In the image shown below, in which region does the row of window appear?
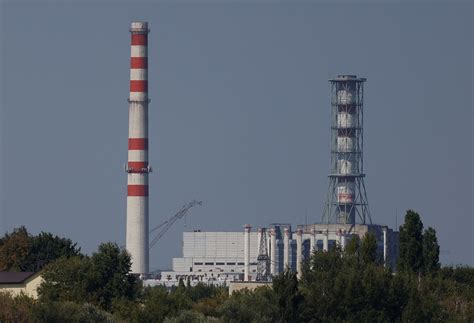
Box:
[193,262,257,266]
[193,269,258,273]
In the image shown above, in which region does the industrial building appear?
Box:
[160,223,398,284]
[155,75,399,285]
[121,26,398,282]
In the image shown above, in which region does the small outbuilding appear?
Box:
[0,272,43,299]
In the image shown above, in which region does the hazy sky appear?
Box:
[0,1,472,270]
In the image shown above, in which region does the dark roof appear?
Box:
[0,272,36,284]
[329,75,366,82]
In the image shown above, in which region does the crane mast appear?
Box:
[149,200,202,248]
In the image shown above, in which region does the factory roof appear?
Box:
[0,272,37,284]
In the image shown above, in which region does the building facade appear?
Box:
[157,223,398,285]
[0,272,43,299]
[161,230,259,284]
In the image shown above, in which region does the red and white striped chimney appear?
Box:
[126,21,150,275]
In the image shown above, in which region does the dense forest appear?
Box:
[0,210,473,322]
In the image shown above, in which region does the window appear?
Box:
[237,262,244,265]
[227,262,235,265]
[194,262,203,265]
[205,262,214,265]
[216,262,225,265]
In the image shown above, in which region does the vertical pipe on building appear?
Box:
[257,228,262,256]
[244,224,251,281]
[126,21,150,275]
[283,228,290,270]
[266,229,271,261]
[270,229,277,275]
[296,229,302,279]
[310,228,316,252]
[323,230,329,252]
[382,227,387,267]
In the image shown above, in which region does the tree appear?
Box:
[32,301,113,322]
[38,256,91,303]
[273,269,303,322]
[87,242,140,309]
[193,294,227,318]
[217,288,278,323]
[360,232,378,265]
[422,227,440,274]
[398,210,424,273]
[344,235,361,257]
[299,248,344,321]
[164,310,209,323]
[0,226,31,271]
[25,232,81,272]
[0,292,35,322]
[0,227,81,272]
[38,242,140,310]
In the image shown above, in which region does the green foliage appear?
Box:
[300,248,345,321]
[26,231,81,272]
[399,210,441,276]
[360,232,379,265]
[273,269,302,322]
[436,266,474,321]
[0,226,81,272]
[398,210,424,273]
[0,226,31,271]
[191,284,228,317]
[0,292,35,322]
[38,256,90,303]
[38,242,139,311]
[217,288,277,323]
[423,227,440,274]
[2,225,472,322]
[440,265,474,288]
[88,242,140,309]
[163,310,210,323]
[112,283,228,322]
[32,301,113,322]
[344,234,360,257]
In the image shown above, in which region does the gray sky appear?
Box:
[0,1,472,270]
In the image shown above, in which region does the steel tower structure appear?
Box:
[256,228,271,282]
[126,21,151,274]
[322,75,372,225]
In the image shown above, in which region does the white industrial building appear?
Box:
[158,223,398,285]
[160,229,259,284]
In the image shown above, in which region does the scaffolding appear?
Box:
[322,75,372,225]
[256,228,271,282]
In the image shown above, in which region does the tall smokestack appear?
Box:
[283,228,290,270]
[126,21,150,275]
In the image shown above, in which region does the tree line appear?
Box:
[0,210,473,322]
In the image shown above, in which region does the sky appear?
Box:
[0,1,472,270]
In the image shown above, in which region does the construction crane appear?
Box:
[149,200,202,249]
